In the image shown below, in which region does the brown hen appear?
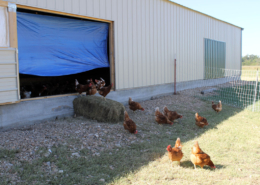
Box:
[129,97,144,112]
[166,138,184,166]
[98,83,113,100]
[155,107,173,125]
[212,100,222,113]
[190,141,216,169]
[75,79,92,96]
[163,106,182,122]
[195,113,208,128]
[95,78,106,90]
[123,111,137,134]
[86,79,97,95]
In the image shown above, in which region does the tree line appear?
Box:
[242,54,260,66]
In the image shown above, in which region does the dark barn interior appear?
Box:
[20,68,110,98]
[18,8,111,99]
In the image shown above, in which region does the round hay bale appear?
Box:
[73,96,125,123]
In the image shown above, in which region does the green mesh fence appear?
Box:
[195,68,260,112]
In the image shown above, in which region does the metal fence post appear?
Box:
[174,56,177,95]
[253,69,258,112]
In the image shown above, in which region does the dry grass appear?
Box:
[242,66,260,71]
[241,66,259,81]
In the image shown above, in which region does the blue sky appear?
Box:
[170,0,260,56]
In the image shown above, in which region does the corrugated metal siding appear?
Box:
[0,49,19,104]
[4,0,242,89]
[204,38,226,79]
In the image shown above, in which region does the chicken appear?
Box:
[190,141,216,169]
[98,83,113,100]
[75,79,92,96]
[123,111,137,134]
[38,85,47,96]
[86,79,92,84]
[30,83,47,97]
[212,100,222,113]
[20,86,31,99]
[163,106,182,122]
[86,79,97,95]
[155,107,173,125]
[195,113,208,128]
[128,97,144,112]
[95,78,106,90]
[166,138,183,166]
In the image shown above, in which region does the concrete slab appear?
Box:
[0,77,233,129]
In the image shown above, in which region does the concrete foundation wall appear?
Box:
[0,77,231,129]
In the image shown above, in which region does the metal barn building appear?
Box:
[0,0,243,128]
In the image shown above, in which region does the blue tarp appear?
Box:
[17,12,110,76]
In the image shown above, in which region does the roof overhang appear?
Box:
[168,0,244,30]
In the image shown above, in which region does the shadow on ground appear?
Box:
[181,160,226,170]
[2,98,242,184]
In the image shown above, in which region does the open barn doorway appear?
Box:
[17,8,113,100]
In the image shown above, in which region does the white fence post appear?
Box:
[253,69,258,112]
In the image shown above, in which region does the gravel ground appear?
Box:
[0,88,208,182]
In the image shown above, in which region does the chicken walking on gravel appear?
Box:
[123,111,138,134]
[128,97,145,113]
[155,107,173,125]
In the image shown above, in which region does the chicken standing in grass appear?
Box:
[190,141,216,169]
[128,97,144,112]
[123,111,138,134]
[155,107,173,125]
[163,106,183,122]
[212,100,222,113]
[195,113,209,128]
[166,138,183,166]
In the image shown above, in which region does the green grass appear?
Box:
[0,149,19,159]
[200,66,260,111]
[199,84,260,111]
[0,149,19,185]
[111,105,260,185]
[0,177,11,185]
[2,99,260,184]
